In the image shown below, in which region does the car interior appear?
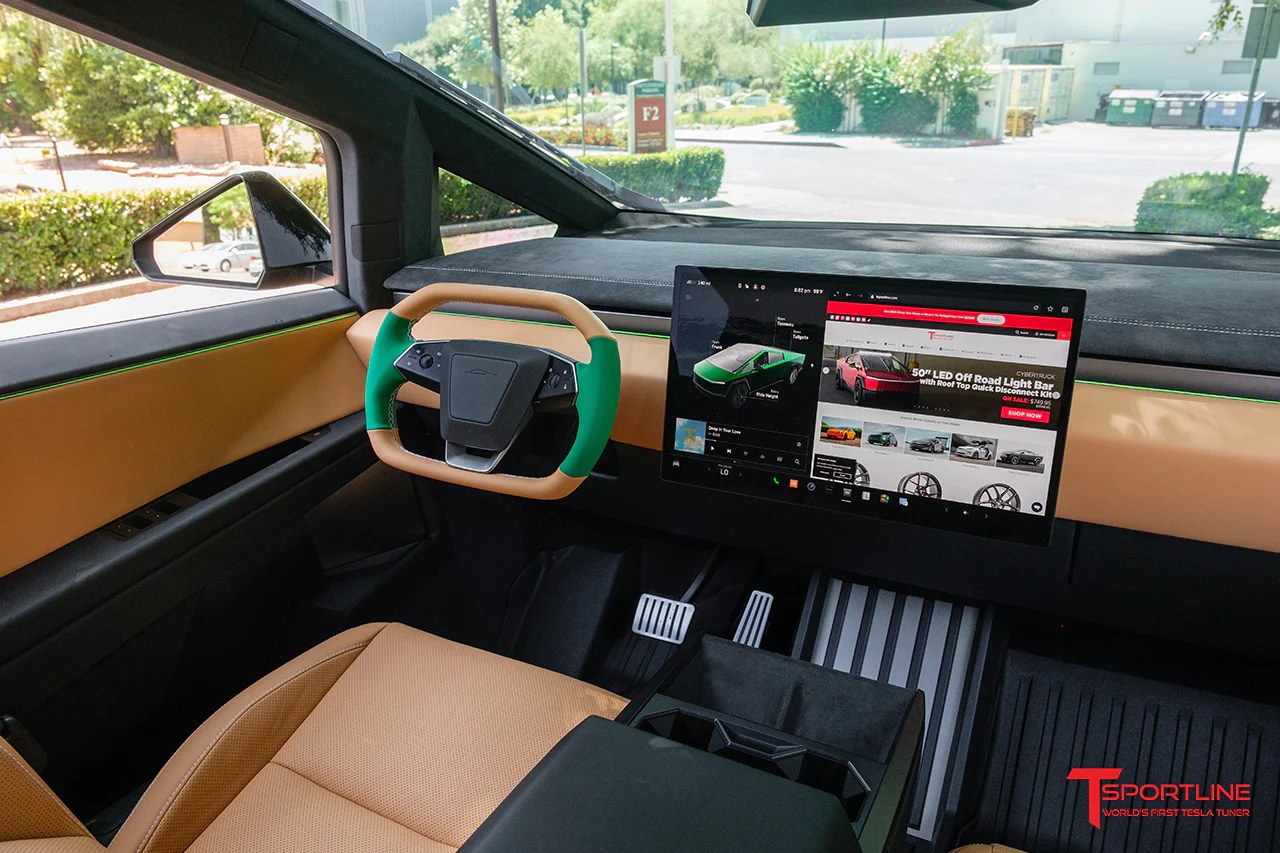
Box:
[1,0,1279,852]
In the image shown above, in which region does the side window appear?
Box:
[0,6,331,343]
[439,169,552,254]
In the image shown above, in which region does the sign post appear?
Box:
[1233,0,1279,176]
[628,79,668,154]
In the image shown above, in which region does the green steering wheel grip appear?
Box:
[561,335,621,479]
[365,312,415,432]
[364,311,621,479]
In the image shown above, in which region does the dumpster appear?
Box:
[1151,91,1208,127]
[1105,89,1159,125]
[1203,91,1265,128]
[1263,97,1280,128]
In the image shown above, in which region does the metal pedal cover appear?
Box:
[731,590,774,648]
[631,593,695,645]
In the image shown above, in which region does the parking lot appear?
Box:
[685,121,1280,230]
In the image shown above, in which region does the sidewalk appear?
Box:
[676,121,1000,149]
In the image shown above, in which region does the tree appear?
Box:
[395,0,522,94]
[518,7,579,94]
[0,8,81,133]
[39,41,276,155]
[589,0,664,82]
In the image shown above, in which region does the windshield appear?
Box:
[705,343,763,371]
[301,0,1280,241]
[861,354,908,373]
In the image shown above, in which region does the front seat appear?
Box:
[4,623,626,853]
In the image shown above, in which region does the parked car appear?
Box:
[179,240,260,273]
[693,342,806,408]
[908,435,950,453]
[954,442,993,460]
[866,431,899,447]
[834,351,920,406]
[999,449,1044,466]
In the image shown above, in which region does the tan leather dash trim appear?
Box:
[0,315,367,578]
[349,310,1280,552]
[1059,382,1280,553]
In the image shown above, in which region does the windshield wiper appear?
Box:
[384,53,666,214]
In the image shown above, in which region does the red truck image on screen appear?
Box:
[834,351,920,407]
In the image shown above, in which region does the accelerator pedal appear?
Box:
[631,594,695,645]
[629,544,723,646]
[731,590,774,648]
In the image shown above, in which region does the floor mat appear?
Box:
[808,576,988,848]
[968,651,1280,853]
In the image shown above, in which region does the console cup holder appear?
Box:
[636,707,870,820]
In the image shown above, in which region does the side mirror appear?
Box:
[132,171,332,289]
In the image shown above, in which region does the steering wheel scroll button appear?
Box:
[533,354,579,411]
[394,340,447,390]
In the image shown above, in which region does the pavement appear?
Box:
[676,120,1280,230]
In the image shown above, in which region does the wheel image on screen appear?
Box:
[898,472,942,498]
[853,462,870,487]
[974,483,1021,511]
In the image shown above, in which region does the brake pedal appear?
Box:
[731,590,774,648]
[631,593,695,645]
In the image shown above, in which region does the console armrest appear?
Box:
[459,716,860,853]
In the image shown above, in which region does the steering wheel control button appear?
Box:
[394,340,447,391]
[534,354,579,411]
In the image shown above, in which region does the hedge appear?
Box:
[581,147,725,204]
[0,147,725,297]
[1135,172,1276,239]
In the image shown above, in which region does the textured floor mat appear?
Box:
[968,651,1280,852]
[809,577,987,847]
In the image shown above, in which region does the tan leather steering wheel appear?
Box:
[364,282,620,499]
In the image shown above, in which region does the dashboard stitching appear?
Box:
[405,265,672,288]
[1090,317,1280,337]
[403,269,1280,337]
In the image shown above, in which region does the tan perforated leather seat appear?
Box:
[1,623,626,853]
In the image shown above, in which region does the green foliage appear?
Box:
[946,90,981,136]
[0,9,78,133]
[37,41,273,155]
[520,7,580,93]
[1135,172,1277,239]
[857,57,938,135]
[676,102,791,128]
[899,27,992,101]
[780,44,845,133]
[0,148,723,297]
[0,186,197,297]
[579,146,725,202]
[396,0,522,89]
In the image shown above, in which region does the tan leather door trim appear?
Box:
[0,314,366,577]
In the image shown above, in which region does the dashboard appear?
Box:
[343,226,1280,658]
[661,267,1085,546]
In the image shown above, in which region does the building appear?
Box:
[788,0,1280,121]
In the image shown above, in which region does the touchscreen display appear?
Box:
[661,266,1086,546]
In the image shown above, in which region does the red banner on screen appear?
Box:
[826,301,1074,339]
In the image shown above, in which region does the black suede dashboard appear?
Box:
[386,228,1280,379]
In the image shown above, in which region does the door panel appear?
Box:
[0,311,365,576]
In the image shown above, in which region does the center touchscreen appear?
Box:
[661,266,1086,546]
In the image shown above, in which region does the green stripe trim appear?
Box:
[438,312,1280,404]
[0,312,357,403]
[435,310,670,339]
[1076,379,1279,406]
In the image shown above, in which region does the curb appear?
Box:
[677,135,842,148]
[0,277,174,323]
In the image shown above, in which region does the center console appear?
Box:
[460,637,925,853]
